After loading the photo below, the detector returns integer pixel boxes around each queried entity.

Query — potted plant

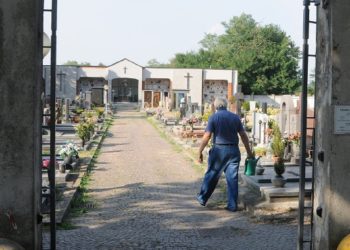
[270,123,286,187]
[266,119,276,137]
[271,158,286,187]
[270,123,285,162]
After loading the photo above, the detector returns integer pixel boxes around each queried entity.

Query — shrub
[75,122,95,147]
[202,111,212,122]
[73,108,84,115]
[254,146,267,156]
[270,124,285,158]
[267,107,280,116]
[242,101,250,112]
[228,95,236,104]
[94,107,105,117]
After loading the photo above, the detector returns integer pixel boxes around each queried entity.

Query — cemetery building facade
[44,58,238,111]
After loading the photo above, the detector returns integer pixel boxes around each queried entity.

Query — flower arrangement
[288,132,301,146]
[270,123,286,176]
[58,141,80,159]
[266,119,277,137]
[174,111,181,120]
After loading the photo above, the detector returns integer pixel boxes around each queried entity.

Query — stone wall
[313,1,350,249]
[0,1,42,249]
[203,80,228,105]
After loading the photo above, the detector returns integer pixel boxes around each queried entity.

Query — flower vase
[271,175,286,187]
[292,143,300,164]
[63,155,72,165]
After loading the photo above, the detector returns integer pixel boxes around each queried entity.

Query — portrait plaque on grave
[334,105,350,134]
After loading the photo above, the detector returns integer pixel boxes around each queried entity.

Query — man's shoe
[196,195,206,206]
[224,206,237,212]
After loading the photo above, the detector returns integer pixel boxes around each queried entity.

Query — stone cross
[123,66,127,74]
[184,72,193,90]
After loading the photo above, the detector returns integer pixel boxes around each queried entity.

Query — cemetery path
[48,111,297,249]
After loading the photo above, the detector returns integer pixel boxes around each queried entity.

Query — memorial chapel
[44,58,238,111]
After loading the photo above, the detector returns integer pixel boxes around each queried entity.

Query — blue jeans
[197,145,241,210]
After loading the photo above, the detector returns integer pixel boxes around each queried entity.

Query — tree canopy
[170,14,301,95]
[63,60,91,66]
[146,59,169,67]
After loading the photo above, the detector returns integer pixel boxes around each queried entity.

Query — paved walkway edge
[43,119,113,225]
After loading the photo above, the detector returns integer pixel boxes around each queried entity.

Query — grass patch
[147,116,208,174]
[57,221,77,230]
[147,117,183,153]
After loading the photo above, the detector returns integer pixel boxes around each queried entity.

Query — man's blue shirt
[205,108,243,145]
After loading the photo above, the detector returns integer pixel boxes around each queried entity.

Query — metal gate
[297,0,319,249]
[42,0,57,249]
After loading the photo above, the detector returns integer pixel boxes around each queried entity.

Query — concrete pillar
[0,1,43,249]
[313,1,350,249]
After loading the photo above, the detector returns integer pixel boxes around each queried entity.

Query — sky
[43,0,317,67]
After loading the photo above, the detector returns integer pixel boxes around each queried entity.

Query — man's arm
[198,131,212,163]
[239,130,254,159]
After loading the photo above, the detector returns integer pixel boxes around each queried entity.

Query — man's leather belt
[214,143,237,146]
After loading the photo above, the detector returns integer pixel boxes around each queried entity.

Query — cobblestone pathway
[49,111,297,249]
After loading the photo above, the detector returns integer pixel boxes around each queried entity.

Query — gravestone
[186,96,192,117]
[203,80,228,105]
[252,112,269,145]
[85,90,92,110]
[279,95,300,136]
[91,88,104,106]
[249,101,256,112]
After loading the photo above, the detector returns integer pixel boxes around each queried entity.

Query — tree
[146,58,169,67]
[63,60,91,66]
[80,62,91,66]
[63,60,79,66]
[170,14,301,95]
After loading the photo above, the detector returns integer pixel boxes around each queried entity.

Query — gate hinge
[37,213,43,224]
[322,0,329,8]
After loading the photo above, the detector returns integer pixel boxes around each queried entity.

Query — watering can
[244,156,261,176]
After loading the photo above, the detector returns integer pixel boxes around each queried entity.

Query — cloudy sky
[43,0,317,66]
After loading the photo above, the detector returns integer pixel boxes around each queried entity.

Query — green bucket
[244,157,261,176]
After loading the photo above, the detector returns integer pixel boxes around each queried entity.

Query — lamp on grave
[258,120,262,144]
[263,116,268,144]
[43,32,51,58]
